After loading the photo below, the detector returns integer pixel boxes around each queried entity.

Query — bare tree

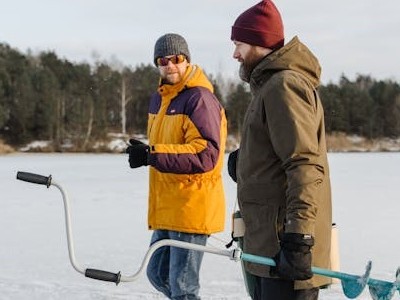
[120,77,132,135]
[82,101,94,150]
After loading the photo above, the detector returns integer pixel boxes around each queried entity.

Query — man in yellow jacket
[126,33,227,299]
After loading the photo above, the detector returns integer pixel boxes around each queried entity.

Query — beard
[239,48,266,83]
[239,63,252,83]
[161,71,182,85]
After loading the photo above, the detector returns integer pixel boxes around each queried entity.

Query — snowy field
[1,153,399,300]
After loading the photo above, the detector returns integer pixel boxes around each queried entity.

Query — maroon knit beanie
[231,0,284,50]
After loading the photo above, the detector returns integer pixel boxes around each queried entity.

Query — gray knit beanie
[153,33,191,65]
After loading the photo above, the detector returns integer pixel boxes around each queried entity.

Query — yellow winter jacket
[147,64,227,234]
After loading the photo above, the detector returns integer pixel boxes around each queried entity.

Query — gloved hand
[227,149,239,183]
[125,139,150,168]
[271,233,314,281]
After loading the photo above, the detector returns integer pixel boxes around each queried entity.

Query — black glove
[227,149,239,183]
[125,139,150,168]
[271,233,314,281]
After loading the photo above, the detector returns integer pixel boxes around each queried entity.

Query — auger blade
[368,267,400,300]
[397,268,400,297]
[369,280,396,300]
[340,261,371,299]
[398,267,400,295]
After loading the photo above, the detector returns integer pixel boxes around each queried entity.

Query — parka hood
[251,36,321,88]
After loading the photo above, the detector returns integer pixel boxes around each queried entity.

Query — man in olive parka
[228,1,332,299]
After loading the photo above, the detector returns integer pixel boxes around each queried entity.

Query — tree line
[1,43,399,151]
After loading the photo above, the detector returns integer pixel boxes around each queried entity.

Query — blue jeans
[146,230,208,300]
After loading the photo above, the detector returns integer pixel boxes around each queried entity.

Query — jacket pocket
[239,200,283,257]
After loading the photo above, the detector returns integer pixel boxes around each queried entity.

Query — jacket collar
[157,65,214,99]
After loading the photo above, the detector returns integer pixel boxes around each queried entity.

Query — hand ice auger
[16,171,400,300]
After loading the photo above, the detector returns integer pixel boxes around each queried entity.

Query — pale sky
[1,0,399,84]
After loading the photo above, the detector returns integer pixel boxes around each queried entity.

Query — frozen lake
[1,153,399,299]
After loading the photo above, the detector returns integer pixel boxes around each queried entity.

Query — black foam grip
[85,268,121,285]
[16,171,52,187]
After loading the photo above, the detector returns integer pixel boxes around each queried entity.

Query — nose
[232,44,241,60]
[233,49,240,60]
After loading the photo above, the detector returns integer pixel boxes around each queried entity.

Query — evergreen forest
[1,43,399,151]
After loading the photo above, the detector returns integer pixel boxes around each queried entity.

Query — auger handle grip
[16,171,52,187]
[85,268,121,285]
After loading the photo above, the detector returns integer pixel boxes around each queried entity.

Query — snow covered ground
[0,153,399,299]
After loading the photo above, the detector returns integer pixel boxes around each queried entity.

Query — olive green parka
[237,36,332,289]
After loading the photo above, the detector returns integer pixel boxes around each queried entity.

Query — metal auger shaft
[241,252,400,300]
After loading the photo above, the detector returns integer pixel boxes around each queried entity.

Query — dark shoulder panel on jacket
[166,86,221,116]
[149,92,161,114]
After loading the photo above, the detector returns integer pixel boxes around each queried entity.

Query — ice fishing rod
[16,171,400,300]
